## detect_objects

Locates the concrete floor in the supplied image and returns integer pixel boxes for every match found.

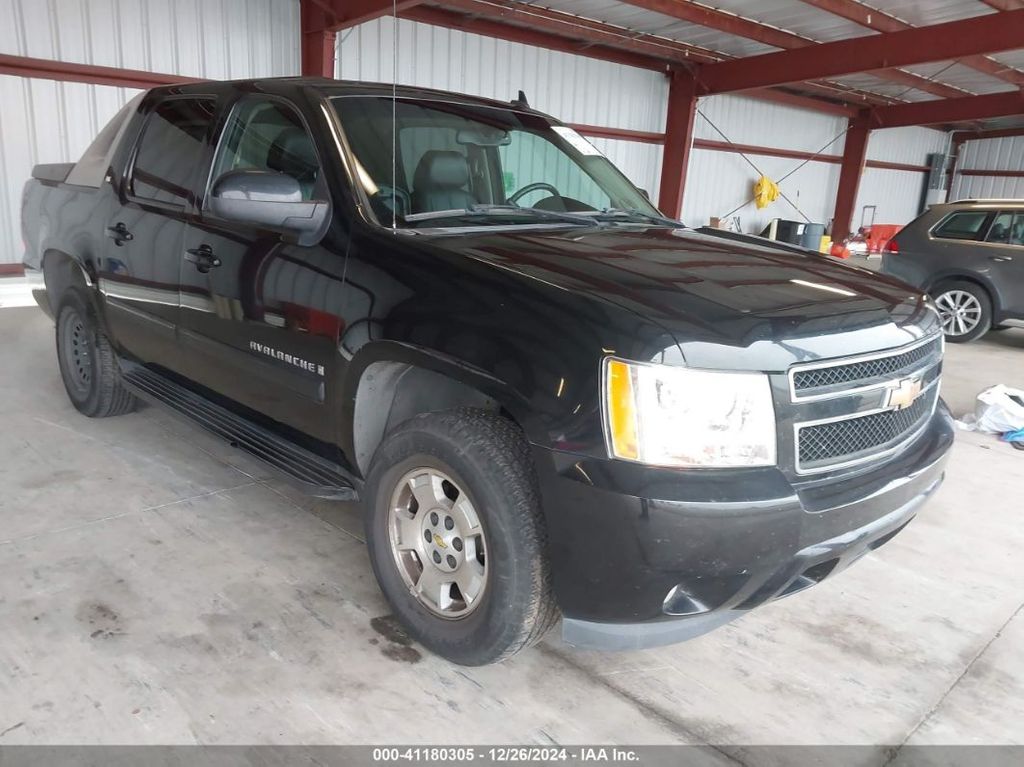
[0,296,1022,750]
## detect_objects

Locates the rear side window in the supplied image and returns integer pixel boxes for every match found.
[932,211,991,241]
[985,211,1024,246]
[130,98,217,205]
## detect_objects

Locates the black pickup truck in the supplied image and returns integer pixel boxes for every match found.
[21,77,954,665]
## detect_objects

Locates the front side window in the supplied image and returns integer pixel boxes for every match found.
[130,98,216,205]
[932,210,992,241]
[985,211,1024,246]
[210,98,323,201]
[332,96,660,229]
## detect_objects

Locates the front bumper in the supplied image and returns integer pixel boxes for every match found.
[532,401,955,651]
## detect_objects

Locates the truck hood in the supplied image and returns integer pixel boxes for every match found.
[422,225,941,371]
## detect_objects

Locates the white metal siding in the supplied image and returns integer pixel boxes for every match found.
[335,17,669,197]
[855,127,950,226]
[951,136,1024,201]
[683,96,947,232]
[683,94,846,231]
[0,0,300,266]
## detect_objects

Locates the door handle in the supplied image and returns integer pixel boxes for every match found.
[989,255,1014,263]
[106,222,133,246]
[184,245,222,273]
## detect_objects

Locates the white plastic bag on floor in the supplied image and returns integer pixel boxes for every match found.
[964,384,1024,434]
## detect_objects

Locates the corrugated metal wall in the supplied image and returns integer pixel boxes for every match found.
[952,136,1024,200]
[335,17,668,199]
[2,3,955,266]
[0,0,299,266]
[337,19,947,236]
[684,94,846,231]
[686,96,948,232]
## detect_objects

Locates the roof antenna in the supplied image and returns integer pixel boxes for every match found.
[512,90,529,109]
[391,0,398,231]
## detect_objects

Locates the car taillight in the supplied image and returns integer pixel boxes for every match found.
[884,238,899,254]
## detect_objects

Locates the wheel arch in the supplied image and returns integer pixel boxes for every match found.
[926,271,1002,318]
[341,341,536,477]
[42,249,94,309]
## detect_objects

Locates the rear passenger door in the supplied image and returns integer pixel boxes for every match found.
[100,95,217,369]
[981,210,1024,316]
[178,95,343,443]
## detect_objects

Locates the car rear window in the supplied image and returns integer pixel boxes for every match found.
[932,211,992,241]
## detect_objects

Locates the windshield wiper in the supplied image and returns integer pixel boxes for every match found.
[402,204,594,226]
[585,208,685,227]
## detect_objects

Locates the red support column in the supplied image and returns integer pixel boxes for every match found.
[657,70,698,218]
[301,0,336,77]
[831,112,871,242]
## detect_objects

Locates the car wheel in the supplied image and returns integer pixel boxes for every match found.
[931,281,991,343]
[363,408,558,665]
[55,288,137,417]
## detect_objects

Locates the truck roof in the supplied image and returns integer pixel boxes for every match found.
[152,76,542,115]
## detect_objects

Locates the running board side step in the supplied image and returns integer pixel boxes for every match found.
[120,362,358,501]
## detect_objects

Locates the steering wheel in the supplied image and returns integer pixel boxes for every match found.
[509,182,561,206]
[376,184,411,218]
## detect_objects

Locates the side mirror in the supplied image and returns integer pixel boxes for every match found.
[638,188,651,200]
[208,169,328,236]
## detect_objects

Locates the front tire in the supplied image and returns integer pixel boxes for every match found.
[55,288,137,417]
[931,281,991,343]
[363,409,558,665]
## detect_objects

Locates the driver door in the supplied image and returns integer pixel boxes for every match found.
[178,95,344,442]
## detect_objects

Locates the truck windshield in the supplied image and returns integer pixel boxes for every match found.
[331,96,663,229]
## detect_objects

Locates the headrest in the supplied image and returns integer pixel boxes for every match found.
[267,127,318,178]
[414,150,470,190]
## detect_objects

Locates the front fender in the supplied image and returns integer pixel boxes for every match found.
[338,340,541,465]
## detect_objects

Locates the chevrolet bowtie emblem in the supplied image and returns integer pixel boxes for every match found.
[886,376,923,411]
[433,534,447,549]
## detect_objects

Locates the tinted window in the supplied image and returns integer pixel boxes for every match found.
[211,98,322,201]
[131,98,216,205]
[933,211,991,241]
[986,211,1024,246]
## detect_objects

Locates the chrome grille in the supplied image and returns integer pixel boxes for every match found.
[789,334,943,474]
[798,385,938,469]
[792,337,941,398]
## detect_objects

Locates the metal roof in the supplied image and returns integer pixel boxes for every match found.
[430,0,1024,130]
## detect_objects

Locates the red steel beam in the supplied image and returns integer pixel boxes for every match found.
[832,112,872,242]
[301,0,336,77]
[431,0,719,65]
[407,4,869,114]
[871,90,1024,128]
[959,168,1024,177]
[798,0,1024,86]
[0,53,203,89]
[325,0,426,30]
[980,1,1024,10]
[403,5,671,71]
[696,10,1024,94]
[658,69,699,217]
[620,0,969,100]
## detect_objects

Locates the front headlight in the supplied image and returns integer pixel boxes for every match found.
[602,358,777,468]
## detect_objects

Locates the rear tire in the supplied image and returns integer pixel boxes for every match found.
[363,408,558,665]
[931,281,991,343]
[55,288,137,417]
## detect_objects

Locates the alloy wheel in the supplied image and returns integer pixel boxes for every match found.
[935,289,982,337]
[387,468,488,619]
